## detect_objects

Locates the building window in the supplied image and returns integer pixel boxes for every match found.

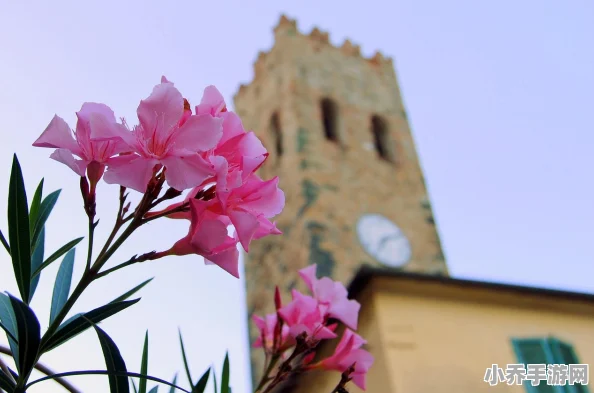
[269,112,283,158]
[511,337,589,393]
[370,115,394,162]
[320,98,339,142]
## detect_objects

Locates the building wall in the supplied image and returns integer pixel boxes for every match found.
[291,277,594,393]
[233,15,448,384]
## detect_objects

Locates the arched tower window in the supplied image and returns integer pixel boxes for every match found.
[371,115,394,162]
[269,112,283,157]
[320,98,339,142]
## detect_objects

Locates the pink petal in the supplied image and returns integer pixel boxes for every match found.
[195,85,226,116]
[103,154,158,192]
[49,149,88,176]
[205,245,240,278]
[218,112,246,145]
[137,82,184,141]
[172,114,223,153]
[351,372,368,391]
[161,154,214,191]
[189,210,231,252]
[33,115,82,155]
[328,299,361,330]
[298,265,318,293]
[228,209,260,252]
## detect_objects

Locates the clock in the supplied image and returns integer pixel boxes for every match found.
[356,214,412,268]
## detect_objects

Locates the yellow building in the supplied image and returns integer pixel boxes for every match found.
[234,14,593,393]
[286,266,594,393]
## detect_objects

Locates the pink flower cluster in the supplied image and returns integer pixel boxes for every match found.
[33,77,284,278]
[253,264,374,390]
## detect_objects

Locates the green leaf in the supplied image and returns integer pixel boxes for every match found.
[148,387,159,393]
[193,369,210,393]
[7,155,32,302]
[29,227,45,302]
[220,353,230,393]
[178,330,193,387]
[0,229,9,253]
[139,331,149,393]
[0,294,19,363]
[0,369,16,391]
[31,237,84,278]
[49,248,76,324]
[30,189,61,253]
[26,370,191,392]
[43,299,140,353]
[212,369,217,393]
[168,375,178,393]
[8,294,41,377]
[131,379,139,393]
[28,179,44,233]
[109,278,154,305]
[91,323,130,393]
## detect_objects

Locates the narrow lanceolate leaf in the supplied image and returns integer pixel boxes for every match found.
[8,294,41,376]
[49,248,76,324]
[0,368,16,391]
[30,189,61,252]
[0,229,9,253]
[148,387,159,393]
[0,294,20,367]
[220,353,230,393]
[193,369,210,393]
[26,371,191,393]
[91,323,130,393]
[131,379,139,393]
[8,155,32,302]
[178,331,193,387]
[168,374,178,393]
[139,331,149,393]
[32,237,84,278]
[29,227,45,303]
[109,278,154,305]
[43,299,140,353]
[29,179,44,233]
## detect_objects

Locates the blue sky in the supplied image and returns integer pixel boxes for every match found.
[0,1,592,392]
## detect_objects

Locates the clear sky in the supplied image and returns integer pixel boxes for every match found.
[0,1,592,392]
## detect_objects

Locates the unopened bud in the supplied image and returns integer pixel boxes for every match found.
[274,286,282,310]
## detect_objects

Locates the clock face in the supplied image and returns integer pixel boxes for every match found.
[356,214,412,267]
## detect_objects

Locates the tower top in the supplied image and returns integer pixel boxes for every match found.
[234,14,395,101]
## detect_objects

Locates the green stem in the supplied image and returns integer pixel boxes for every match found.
[96,256,139,278]
[254,354,280,393]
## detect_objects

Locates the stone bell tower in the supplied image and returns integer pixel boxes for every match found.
[233,15,448,384]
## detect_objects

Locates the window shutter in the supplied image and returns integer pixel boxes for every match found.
[549,338,589,393]
[512,338,558,393]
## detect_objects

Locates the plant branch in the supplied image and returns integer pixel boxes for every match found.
[0,345,81,393]
[85,217,95,272]
[141,202,189,224]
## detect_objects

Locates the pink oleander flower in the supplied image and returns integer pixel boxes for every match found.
[278,290,337,340]
[299,265,361,330]
[320,329,374,391]
[164,198,240,278]
[91,77,223,193]
[32,103,130,184]
[252,313,292,352]
[150,173,284,252]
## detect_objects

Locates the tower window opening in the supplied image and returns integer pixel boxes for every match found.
[269,112,283,157]
[320,98,339,142]
[371,115,394,162]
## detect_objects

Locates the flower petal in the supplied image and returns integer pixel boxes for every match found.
[49,149,88,176]
[228,209,260,252]
[137,81,184,142]
[103,154,158,192]
[195,85,226,116]
[161,154,214,191]
[172,114,223,153]
[205,246,240,278]
[33,115,82,155]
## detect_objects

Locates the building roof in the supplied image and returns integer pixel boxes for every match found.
[348,265,594,303]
